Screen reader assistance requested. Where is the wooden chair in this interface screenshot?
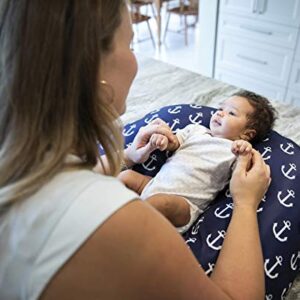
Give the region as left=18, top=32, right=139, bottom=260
left=163, top=0, right=199, bottom=46
left=130, top=0, right=156, bottom=47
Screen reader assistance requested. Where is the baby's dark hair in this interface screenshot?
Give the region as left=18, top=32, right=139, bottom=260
left=233, top=90, right=277, bottom=143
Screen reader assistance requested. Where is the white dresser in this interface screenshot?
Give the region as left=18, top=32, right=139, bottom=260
left=200, top=0, right=300, bottom=106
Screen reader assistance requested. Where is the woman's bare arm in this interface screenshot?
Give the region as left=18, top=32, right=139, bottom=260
left=42, top=151, right=269, bottom=300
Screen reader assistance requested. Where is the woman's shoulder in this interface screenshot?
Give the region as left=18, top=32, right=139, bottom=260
left=0, top=169, right=138, bottom=300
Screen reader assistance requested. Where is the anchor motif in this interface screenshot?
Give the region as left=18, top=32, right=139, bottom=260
left=214, top=203, right=234, bottom=219
left=205, top=263, right=215, bottom=275
left=277, top=190, right=295, bottom=208
left=142, top=154, right=157, bottom=172
left=281, top=163, right=297, bottom=180
left=281, top=283, right=293, bottom=300
left=273, top=220, right=291, bottom=242
left=263, top=137, right=270, bottom=142
left=264, top=256, right=283, bottom=279
left=280, top=142, right=295, bottom=155
left=167, top=106, right=182, bottom=114
left=265, top=295, right=273, bottom=300
left=168, top=118, right=180, bottom=132
left=210, top=110, right=215, bottom=116
left=257, top=195, right=267, bottom=213
left=290, top=251, right=300, bottom=271
left=225, top=189, right=232, bottom=198
left=125, top=142, right=132, bottom=149
left=206, top=230, right=226, bottom=251
left=189, top=112, right=203, bottom=124
left=144, top=114, right=159, bottom=124
left=191, top=216, right=204, bottom=235
left=123, top=124, right=136, bottom=137
left=190, top=104, right=202, bottom=109
left=185, top=237, right=197, bottom=245
left=257, top=206, right=264, bottom=213
left=261, top=146, right=272, bottom=161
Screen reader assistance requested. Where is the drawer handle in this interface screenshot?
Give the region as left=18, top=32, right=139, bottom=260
left=237, top=54, right=268, bottom=65
left=240, top=24, right=272, bottom=36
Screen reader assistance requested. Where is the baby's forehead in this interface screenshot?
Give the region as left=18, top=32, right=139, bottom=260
left=219, top=96, right=250, bottom=108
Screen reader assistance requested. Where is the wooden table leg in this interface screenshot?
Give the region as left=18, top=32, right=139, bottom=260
left=153, top=0, right=162, bottom=47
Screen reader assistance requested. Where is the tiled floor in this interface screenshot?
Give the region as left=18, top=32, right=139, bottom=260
left=132, top=2, right=203, bottom=74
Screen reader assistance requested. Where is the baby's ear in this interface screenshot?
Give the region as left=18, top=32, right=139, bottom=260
left=241, top=129, right=256, bottom=141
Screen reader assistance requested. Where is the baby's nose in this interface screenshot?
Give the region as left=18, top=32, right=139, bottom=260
left=217, top=110, right=224, bottom=117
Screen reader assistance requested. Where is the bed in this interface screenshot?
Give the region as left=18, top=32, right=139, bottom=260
left=124, top=54, right=300, bottom=300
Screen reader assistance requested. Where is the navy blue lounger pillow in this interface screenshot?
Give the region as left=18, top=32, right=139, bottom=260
left=120, top=104, right=300, bottom=300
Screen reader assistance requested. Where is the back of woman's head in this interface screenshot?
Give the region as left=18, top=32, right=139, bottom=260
left=0, top=0, right=125, bottom=207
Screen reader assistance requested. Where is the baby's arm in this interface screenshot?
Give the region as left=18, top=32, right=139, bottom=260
left=232, top=140, right=252, bottom=155
left=118, top=169, right=152, bottom=195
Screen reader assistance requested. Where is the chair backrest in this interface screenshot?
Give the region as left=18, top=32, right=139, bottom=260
left=178, top=0, right=198, bottom=14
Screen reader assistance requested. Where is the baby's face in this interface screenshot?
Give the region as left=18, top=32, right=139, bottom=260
left=209, top=96, right=254, bottom=141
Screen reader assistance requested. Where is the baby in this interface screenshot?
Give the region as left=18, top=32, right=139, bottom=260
left=119, top=91, right=277, bottom=232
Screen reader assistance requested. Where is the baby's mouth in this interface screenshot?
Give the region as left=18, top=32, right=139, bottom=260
left=213, top=119, right=221, bottom=126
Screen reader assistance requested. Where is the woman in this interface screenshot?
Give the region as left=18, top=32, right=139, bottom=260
left=0, top=1, right=270, bottom=299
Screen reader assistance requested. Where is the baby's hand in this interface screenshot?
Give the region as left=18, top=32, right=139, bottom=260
left=150, top=133, right=169, bottom=151
left=232, top=140, right=252, bottom=155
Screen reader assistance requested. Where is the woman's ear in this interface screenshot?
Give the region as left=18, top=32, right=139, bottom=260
left=240, top=129, right=256, bottom=141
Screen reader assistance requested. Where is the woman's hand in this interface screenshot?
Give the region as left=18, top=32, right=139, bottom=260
left=230, top=149, right=271, bottom=210
left=124, top=118, right=176, bottom=167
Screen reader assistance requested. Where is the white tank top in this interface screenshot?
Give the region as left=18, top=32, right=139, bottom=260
left=0, top=167, right=137, bottom=300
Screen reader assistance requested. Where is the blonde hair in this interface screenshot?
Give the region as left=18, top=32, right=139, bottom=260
left=0, top=0, right=125, bottom=208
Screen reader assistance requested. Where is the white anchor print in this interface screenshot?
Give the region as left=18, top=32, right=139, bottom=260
left=190, top=104, right=202, bottom=109
left=281, top=283, right=293, bottom=300
left=189, top=112, right=203, bottom=124
left=185, top=237, right=197, bottom=245
left=290, top=251, right=300, bottom=271
left=264, top=256, right=283, bottom=279
left=261, top=146, right=272, bottom=161
left=205, top=262, right=215, bottom=276
left=168, top=118, right=180, bottom=132
left=272, top=220, right=291, bottom=242
left=257, top=195, right=266, bottom=213
left=125, top=142, right=132, bottom=149
left=167, top=106, right=182, bottom=114
left=191, top=216, right=204, bottom=235
left=263, top=137, right=270, bottom=142
left=206, top=230, right=226, bottom=251
left=144, top=113, right=159, bottom=124
left=277, top=189, right=295, bottom=208
left=225, top=189, right=232, bottom=198
left=280, top=142, right=295, bottom=155
left=281, top=163, right=297, bottom=180
left=210, top=110, right=215, bottom=116
left=214, top=203, right=234, bottom=219
left=265, top=294, right=273, bottom=300
left=142, top=154, right=157, bottom=172
left=123, top=124, right=137, bottom=137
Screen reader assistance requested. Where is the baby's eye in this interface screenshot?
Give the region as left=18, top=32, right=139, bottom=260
left=218, top=108, right=223, bottom=111
left=229, top=111, right=236, bottom=116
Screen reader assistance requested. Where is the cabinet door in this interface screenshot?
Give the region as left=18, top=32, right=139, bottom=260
left=259, top=0, right=300, bottom=27
left=221, top=0, right=300, bottom=27
left=288, top=61, right=300, bottom=91
left=218, top=14, right=298, bottom=49
left=216, top=35, right=293, bottom=86
left=220, top=0, right=256, bottom=16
